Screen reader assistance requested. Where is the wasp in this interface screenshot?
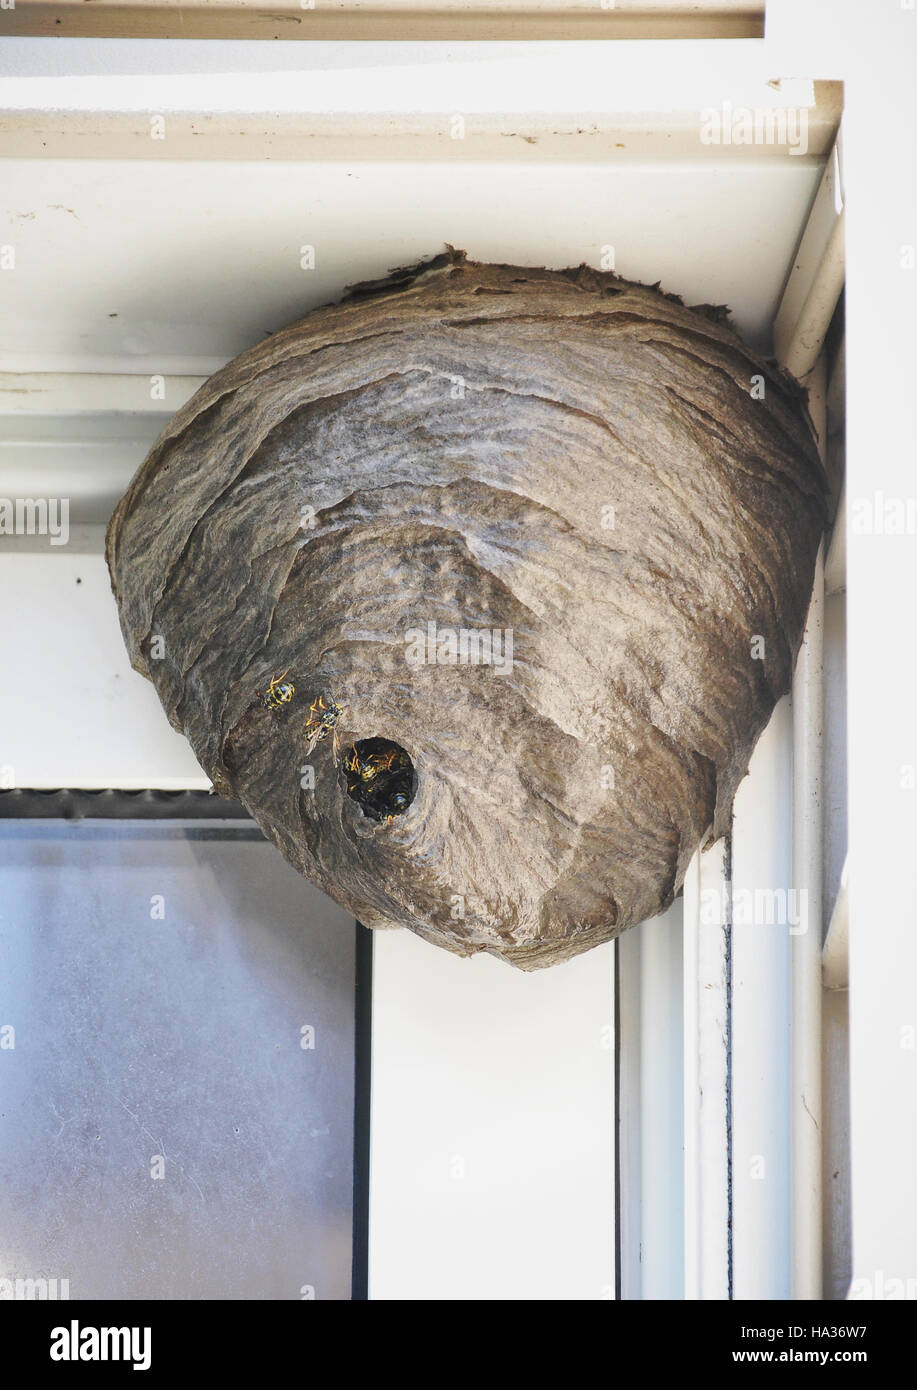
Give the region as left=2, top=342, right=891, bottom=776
left=344, top=744, right=397, bottom=783
left=305, top=694, right=345, bottom=757
left=258, top=669, right=295, bottom=710
left=380, top=789, right=411, bottom=826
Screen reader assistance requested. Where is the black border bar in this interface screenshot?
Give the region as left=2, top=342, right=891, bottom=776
left=0, top=787, right=251, bottom=819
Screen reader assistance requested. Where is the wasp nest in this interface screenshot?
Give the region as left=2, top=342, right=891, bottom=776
left=106, top=250, right=827, bottom=969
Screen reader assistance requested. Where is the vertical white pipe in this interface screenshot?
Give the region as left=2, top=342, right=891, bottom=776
left=682, top=852, right=702, bottom=1300
left=616, top=928, right=643, bottom=1300
left=731, top=700, right=793, bottom=1299
left=639, top=900, right=685, bottom=1299
left=683, top=839, right=731, bottom=1300
left=791, top=461, right=826, bottom=1294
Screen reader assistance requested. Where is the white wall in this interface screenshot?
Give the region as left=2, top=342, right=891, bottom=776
left=841, top=22, right=917, bottom=1300
left=369, top=931, right=616, bottom=1300
left=0, top=551, right=208, bottom=790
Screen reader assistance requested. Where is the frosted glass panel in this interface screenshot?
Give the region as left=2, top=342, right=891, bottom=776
left=0, top=821, right=357, bottom=1300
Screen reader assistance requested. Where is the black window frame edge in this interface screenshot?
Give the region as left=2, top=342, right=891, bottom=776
left=0, top=786, right=373, bottom=1303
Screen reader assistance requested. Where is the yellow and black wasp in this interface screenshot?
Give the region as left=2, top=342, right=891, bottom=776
left=344, top=744, right=398, bottom=783
left=304, top=694, right=345, bottom=757
left=258, top=669, right=295, bottom=710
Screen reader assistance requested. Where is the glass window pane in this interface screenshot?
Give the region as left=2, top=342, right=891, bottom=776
left=0, top=820, right=357, bottom=1300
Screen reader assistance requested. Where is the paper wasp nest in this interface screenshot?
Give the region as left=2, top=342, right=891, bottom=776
left=106, top=251, right=827, bottom=969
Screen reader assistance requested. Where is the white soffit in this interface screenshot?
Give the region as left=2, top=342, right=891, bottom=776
left=0, top=157, right=825, bottom=376
left=0, top=40, right=840, bottom=370
left=0, top=43, right=840, bottom=533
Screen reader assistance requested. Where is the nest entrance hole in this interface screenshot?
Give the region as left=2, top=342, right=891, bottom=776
left=344, top=738, right=416, bottom=822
